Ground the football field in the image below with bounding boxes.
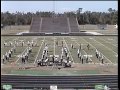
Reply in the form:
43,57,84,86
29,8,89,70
1,36,118,75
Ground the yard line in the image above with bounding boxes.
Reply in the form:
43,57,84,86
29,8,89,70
81,37,113,64
92,38,118,55
4,37,18,42
72,38,93,62
99,38,117,47
63,37,74,64
34,37,45,64
15,47,28,63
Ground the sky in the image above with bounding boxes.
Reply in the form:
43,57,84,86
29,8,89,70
1,1,118,13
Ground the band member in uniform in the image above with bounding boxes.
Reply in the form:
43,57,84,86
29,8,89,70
5,52,8,60
22,41,24,47
79,52,82,61
27,41,30,46
56,41,58,46
86,55,89,63
52,55,54,63
101,55,104,64
8,50,11,58
60,54,63,65
95,49,98,58
79,44,82,50
61,41,63,47
67,54,69,62
22,55,25,64
10,42,12,46
81,55,84,64
71,44,73,49
77,49,80,58
13,46,16,53
87,43,90,50
2,55,5,64
4,42,6,47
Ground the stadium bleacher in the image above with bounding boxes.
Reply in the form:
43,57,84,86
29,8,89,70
69,17,79,32
30,16,80,33
30,17,41,32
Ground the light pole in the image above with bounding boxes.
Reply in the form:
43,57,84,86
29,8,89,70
77,8,82,17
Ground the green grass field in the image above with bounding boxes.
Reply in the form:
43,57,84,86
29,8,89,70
1,36,118,75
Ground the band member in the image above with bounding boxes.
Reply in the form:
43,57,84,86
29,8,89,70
77,49,80,58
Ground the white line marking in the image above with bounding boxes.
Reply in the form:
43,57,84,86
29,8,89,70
63,37,74,63
71,37,93,62
81,37,113,64
15,47,28,63
34,37,45,64
92,38,118,55
99,38,117,47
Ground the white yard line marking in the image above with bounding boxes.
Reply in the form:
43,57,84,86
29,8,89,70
72,38,93,62
99,38,117,47
81,37,113,64
63,37,74,64
2,37,20,54
92,38,118,55
34,37,45,64
15,47,28,63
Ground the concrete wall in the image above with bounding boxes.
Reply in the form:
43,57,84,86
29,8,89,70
79,24,117,30
3,25,30,30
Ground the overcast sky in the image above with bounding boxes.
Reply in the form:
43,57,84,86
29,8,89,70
1,1,118,13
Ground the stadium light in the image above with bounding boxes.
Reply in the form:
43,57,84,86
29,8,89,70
79,8,82,13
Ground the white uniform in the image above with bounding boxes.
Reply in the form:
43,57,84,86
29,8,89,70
77,49,80,54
